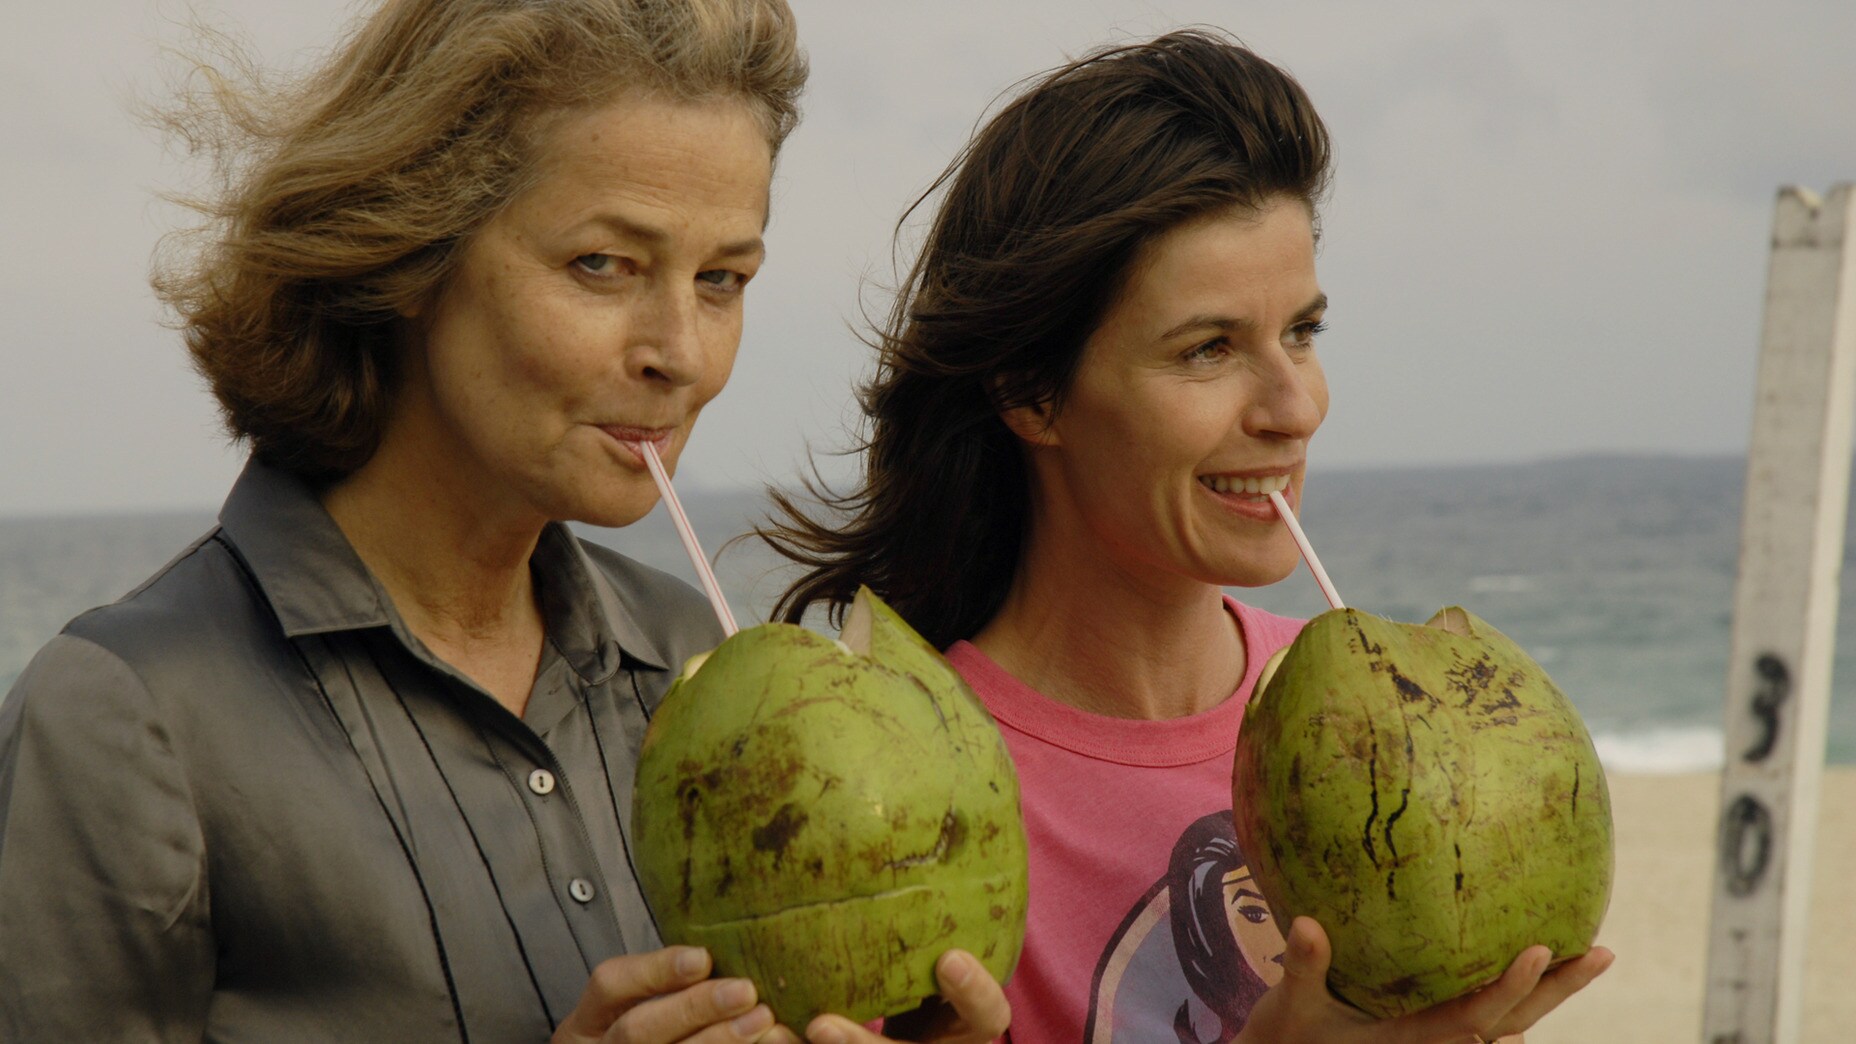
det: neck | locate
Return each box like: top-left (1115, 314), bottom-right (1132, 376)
top-left (970, 503), bottom-right (1245, 721)
top-left (321, 422), bottom-right (548, 716)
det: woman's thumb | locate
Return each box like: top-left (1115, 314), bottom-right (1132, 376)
top-left (1279, 916), bottom-right (1333, 987)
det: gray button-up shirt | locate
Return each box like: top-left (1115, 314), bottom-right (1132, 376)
top-left (0, 460), bottom-right (725, 1042)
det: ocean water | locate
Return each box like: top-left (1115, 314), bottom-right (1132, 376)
top-left (3, 454), bottom-right (1852, 771)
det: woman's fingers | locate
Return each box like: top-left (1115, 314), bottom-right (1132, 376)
top-left (1486, 946), bottom-right (1615, 1037)
top-left (1239, 916), bottom-right (1371, 1038)
top-left (1391, 945), bottom-right (1550, 1044)
top-left (1274, 917), bottom-right (1340, 1001)
top-left (602, 978), bottom-right (771, 1044)
top-left (931, 950), bottom-right (1010, 1041)
top-left (554, 948), bottom-right (713, 1042)
top-left (804, 950), bottom-right (1009, 1044)
top-left (1235, 920), bottom-right (1612, 1044)
top-left (1408, 944), bottom-right (1616, 1043)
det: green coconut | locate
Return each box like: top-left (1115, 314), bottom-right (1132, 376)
top-left (633, 586), bottom-right (1028, 1030)
top-left (1231, 606), bottom-right (1613, 1018)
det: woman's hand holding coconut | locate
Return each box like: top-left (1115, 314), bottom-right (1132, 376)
top-left (1234, 918), bottom-right (1615, 1044)
top-left (551, 947), bottom-right (1009, 1044)
top-left (551, 947), bottom-right (776, 1043)
top-left (798, 950), bottom-right (1012, 1044)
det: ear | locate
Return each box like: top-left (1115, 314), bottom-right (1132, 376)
top-left (999, 400), bottom-right (1061, 448)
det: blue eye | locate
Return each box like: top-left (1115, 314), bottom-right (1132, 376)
top-left (573, 254), bottom-right (618, 275)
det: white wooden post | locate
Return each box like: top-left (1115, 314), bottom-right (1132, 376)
top-left (1703, 184), bottom-right (1856, 1044)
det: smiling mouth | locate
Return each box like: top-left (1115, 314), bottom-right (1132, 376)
top-left (1198, 473), bottom-right (1291, 496)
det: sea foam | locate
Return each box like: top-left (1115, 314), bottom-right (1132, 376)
top-left (1591, 724), bottom-right (1726, 775)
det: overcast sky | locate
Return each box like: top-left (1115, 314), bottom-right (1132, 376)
top-left (4, 0), bottom-right (1854, 516)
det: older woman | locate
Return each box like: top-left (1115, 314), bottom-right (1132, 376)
top-left (766, 31), bottom-right (1612, 1044)
top-left (0, 2), bottom-right (1006, 1042)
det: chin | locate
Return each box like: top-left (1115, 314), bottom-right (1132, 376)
top-left (532, 482), bottom-right (658, 530)
top-left (570, 498), bottom-right (658, 529)
top-left (529, 460), bottom-right (665, 529)
top-left (1210, 551), bottom-right (1302, 590)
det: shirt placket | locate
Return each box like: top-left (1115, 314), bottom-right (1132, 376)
top-left (384, 662), bottom-right (629, 1023)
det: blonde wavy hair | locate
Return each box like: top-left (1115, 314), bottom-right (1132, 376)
top-left (153, 0), bottom-right (807, 481)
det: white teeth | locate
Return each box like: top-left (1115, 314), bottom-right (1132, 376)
top-left (1198, 473), bottom-right (1290, 496)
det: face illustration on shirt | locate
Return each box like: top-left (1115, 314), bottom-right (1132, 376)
top-left (1085, 811), bottom-right (1284, 1044)
top-left (1224, 865), bottom-right (1286, 988)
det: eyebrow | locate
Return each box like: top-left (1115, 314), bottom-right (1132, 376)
top-left (1232, 888), bottom-right (1267, 902)
top-left (589, 213), bottom-right (765, 259)
top-left (1158, 292), bottom-right (1329, 343)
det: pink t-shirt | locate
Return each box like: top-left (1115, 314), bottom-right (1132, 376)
top-left (945, 598), bottom-right (1305, 1044)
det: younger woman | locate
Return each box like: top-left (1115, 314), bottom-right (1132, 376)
top-left (766, 30), bottom-right (1611, 1044)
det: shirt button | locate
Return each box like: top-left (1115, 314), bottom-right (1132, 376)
top-left (528, 769), bottom-right (556, 795)
top-left (569, 878), bottom-right (596, 904)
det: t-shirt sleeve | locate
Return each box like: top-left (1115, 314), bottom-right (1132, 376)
top-left (0, 633), bottom-right (214, 1040)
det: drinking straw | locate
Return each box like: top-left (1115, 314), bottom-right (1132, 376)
top-left (637, 440), bottom-right (739, 636)
top-left (1267, 489), bottom-right (1345, 610)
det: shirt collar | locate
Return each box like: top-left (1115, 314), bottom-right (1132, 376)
top-left (217, 457), bottom-right (668, 683)
top-left (535, 523), bottom-right (672, 676)
top-left (217, 458), bottom-right (391, 636)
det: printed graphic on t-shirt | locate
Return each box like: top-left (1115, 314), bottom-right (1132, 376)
top-left (1082, 811), bottom-right (1286, 1044)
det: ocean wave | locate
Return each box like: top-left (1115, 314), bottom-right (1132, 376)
top-left (1591, 724), bottom-right (1725, 774)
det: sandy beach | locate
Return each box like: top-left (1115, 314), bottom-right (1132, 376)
top-left (1530, 766), bottom-right (1856, 1042)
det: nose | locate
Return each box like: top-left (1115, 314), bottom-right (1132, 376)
top-left (626, 282), bottom-right (704, 388)
top-left (1243, 349), bottom-right (1326, 442)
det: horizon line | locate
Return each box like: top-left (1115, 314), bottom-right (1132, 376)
top-left (0, 449), bottom-right (1764, 523)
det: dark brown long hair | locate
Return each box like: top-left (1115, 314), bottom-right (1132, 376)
top-left (762, 29), bottom-right (1330, 647)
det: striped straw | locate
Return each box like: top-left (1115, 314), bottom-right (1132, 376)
top-left (637, 441), bottom-right (739, 636)
top-left (1267, 489), bottom-right (1345, 610)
